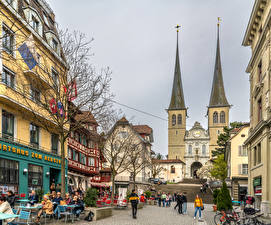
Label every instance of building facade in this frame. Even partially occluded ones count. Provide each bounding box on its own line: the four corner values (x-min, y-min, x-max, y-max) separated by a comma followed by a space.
242, 0, 271, 212
184, 122, 210, 178
67, 111, 102, 192
167, 24, 230, 179
225, 124, 249, 201
104, 117, 153, 195
0, 0, 67, 195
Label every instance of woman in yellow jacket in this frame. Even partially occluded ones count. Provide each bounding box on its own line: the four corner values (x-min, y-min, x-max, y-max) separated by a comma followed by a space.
194, 194, 203, 220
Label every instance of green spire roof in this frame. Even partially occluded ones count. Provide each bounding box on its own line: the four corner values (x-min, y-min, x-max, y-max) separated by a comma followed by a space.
168, 32, 186, 110
209, 25, 229, 108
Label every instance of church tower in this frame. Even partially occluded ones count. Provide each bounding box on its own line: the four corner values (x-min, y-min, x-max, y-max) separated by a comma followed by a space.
168, 26, 187, 161
208, 20, 230, 155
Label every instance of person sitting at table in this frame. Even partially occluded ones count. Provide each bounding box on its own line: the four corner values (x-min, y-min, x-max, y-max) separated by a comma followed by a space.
64, 193, 71, 205
70, 196, 84, 218
0, 196, 15, 225
52, 192, 62, 219
29, 190, 39, 206
7, 191, 16, 209
35, 195, 53, 223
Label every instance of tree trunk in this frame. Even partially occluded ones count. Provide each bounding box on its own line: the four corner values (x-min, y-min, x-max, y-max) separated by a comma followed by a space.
111, 174, 115, 205
133, 174, 136, 190
60, 134, 66, 199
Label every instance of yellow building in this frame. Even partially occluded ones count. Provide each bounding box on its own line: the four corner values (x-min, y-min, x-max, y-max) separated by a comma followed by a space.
0, 0, 67, 195
242, 0, 271, 213
225, 124, 249, 201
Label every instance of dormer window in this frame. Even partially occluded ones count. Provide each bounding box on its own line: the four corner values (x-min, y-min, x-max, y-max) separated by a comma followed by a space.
32, 16, 39, 33
52, 38, 58, 52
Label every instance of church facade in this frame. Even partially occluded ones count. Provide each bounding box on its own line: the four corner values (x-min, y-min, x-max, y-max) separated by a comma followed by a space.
167, 24, 230, 180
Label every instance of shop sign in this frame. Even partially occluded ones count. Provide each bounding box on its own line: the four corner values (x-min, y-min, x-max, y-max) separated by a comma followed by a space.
253, 177, 261, 187
0, 142, 61, 165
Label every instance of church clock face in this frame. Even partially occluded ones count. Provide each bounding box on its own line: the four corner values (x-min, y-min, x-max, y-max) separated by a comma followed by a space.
193, 130, 201, 138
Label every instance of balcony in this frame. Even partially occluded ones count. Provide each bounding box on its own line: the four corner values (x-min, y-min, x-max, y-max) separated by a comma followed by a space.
68, 159, 99, 175
68, 137, 99, 157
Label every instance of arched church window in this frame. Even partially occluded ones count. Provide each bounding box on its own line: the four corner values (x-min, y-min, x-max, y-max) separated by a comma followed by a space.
172, 114, 176, 126
202, 144, 206, 155
220, 111, 225, 123
177, 114, 182, 125
213, 112, 218, 124
171, 165, 175, 173
188, 145, 192, 155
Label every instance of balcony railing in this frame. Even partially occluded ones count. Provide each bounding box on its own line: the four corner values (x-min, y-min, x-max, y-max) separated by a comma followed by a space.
0, 132, 59, 157
68, 138, 99, 157
68, 159, 99, 175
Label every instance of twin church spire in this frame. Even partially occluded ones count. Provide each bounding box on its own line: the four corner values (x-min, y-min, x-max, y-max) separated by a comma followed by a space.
168, 21, 229, 111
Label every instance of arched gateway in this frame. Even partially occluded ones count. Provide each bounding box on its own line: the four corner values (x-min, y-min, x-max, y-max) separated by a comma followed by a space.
191, 162, 202, 178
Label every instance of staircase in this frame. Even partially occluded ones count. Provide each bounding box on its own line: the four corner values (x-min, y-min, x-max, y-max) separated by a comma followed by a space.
155, 180, 213, 204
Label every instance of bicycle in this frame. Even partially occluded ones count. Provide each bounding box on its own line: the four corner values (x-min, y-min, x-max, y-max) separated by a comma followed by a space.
214, 207, 241, 225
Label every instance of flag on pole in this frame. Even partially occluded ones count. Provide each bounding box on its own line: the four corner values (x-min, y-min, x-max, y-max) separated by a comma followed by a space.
64, 80, 77, 101
18, 34, 38, 70
49, 98, 57, 114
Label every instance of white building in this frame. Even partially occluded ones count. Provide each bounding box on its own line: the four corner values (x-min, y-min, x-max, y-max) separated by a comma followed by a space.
184, 122, 210, 178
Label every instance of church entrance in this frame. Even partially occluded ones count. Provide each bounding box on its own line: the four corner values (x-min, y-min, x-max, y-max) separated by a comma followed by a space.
191, 162, 202, 179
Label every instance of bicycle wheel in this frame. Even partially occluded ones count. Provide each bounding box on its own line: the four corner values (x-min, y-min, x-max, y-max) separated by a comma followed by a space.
214, 213, 226, 225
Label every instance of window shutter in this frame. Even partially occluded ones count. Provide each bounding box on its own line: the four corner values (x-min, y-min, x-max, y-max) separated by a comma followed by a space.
238, 164, 242, 175
238, 146, 242, 156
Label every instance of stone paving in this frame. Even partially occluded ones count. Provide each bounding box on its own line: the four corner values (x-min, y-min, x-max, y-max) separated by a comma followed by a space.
69, 203, 216, 225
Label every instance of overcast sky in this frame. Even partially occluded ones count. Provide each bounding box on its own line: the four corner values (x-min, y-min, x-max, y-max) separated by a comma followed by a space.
47, 0, 254, 156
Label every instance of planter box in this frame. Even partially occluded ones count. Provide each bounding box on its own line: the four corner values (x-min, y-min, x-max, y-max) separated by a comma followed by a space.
148, 200, 155, 205
85, 207, 112, 221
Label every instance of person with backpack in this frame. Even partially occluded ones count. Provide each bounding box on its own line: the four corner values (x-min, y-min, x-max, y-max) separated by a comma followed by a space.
129, 189, 139, 219
194, 194, 203, 220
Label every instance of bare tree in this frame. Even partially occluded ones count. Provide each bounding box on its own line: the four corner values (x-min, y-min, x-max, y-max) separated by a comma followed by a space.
126, 142, 148, 189
151, 159, 164, 179
8, 29, 114, 196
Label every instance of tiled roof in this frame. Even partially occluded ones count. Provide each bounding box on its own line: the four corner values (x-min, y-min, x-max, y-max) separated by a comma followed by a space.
133, 125, 152, 135
74, 111, 98, 125
153, 159, 185, 164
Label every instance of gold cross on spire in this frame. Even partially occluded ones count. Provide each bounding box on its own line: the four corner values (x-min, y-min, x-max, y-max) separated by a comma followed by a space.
217, 17, 221, 27
175, 24, 180, 33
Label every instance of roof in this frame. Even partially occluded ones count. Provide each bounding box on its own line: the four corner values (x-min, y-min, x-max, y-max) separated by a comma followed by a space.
132, 125, 152, 135
208, 26, 230, 108
229, 123, 250, 140
168, 32, 186, 110
74, 111, 98, 125
153, 159, 185, 164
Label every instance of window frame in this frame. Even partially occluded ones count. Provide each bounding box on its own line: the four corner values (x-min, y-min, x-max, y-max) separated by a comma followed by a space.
30, 123, 39, 147
220, 111, 225, 123
2, 110, 14, 138
213, 112, 218, 124
51, 133, 59, 154
2, 66, 15, 88
30, 85, 41, 103
177, 114, 182, 125
172, 114, 176, 126
2, 24, 15, 55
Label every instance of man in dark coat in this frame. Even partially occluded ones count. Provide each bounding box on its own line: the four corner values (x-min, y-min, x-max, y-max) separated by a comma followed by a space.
174, 193, 183, 214
129, 189, 139, 219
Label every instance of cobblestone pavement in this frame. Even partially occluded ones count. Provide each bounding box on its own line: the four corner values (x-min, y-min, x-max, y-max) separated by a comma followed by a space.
67, 203, 216, 225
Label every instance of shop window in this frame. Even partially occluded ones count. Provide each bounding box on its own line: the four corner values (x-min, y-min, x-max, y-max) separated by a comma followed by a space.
2, 110, 14, 138
213, 112, 218, 124
30, 123, 39, 147
172, 114, 176, 126
0, 158, 19, 193
170, 165, 175, 174
30, 85, 40, 103
202, 145, 206, 155
177, 114, 182, 125
28, 164, 43, 191
220, 111, 225, 123
2, 67, 15, 88
51, 134, 59, 154
2, 25, 14, 55
88, 157, 95, 166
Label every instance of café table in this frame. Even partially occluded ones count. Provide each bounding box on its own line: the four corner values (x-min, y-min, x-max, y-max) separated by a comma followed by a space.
18, 205, 42, 221
61, 205, 79, 223
17, 199, 30, 206
0, 212, 19, 224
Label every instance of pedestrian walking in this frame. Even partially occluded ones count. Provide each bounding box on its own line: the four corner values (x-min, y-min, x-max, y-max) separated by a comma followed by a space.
165, 194, 169, 207
182, 192, 187, 214
161, 192, 166, 207
194, 194, 203, 220
157, 192, 161, 207
168, 193, 172, 207
174, 193, 180, 210
129, 189, 139, 219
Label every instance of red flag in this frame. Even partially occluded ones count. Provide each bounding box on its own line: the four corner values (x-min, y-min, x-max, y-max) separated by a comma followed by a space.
49, 98, 57, 114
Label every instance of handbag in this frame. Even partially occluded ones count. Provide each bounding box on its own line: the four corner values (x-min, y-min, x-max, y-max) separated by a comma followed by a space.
201, 205, 204, 210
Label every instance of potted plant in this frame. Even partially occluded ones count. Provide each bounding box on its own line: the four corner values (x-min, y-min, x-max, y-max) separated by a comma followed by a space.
84, 188, 98, 207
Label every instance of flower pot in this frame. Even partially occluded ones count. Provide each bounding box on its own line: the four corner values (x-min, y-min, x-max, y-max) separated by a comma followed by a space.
213, 205, 217, 212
